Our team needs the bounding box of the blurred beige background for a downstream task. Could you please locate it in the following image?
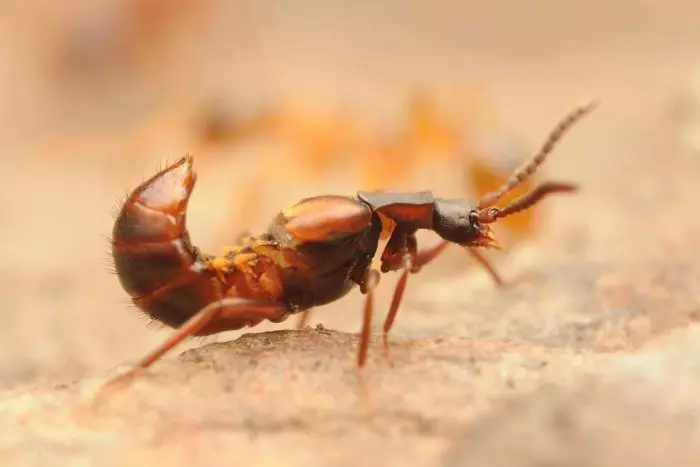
[1,0,699,389]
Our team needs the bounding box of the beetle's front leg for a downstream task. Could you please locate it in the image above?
[379,228,419,273]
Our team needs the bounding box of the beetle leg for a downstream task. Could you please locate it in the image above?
[412,239,450,272]
[357,269,381,368]
[381,254,414,366]
[94,297,289,403]
[402,238,504,285]
[467,247,504,285]
[379,239,501,365]
[354,268,381,410]
[347,251,383,367]
[296,308,313,329]
[379,227,417,272]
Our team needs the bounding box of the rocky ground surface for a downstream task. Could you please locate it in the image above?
[4,146,700,465]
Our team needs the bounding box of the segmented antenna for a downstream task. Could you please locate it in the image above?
[477,100,598,210]
[477,182,577,224]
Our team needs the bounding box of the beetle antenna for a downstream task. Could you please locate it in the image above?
[476,99,598,210]
[477,181,577,224]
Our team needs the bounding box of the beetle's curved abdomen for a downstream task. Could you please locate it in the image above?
[111,156,219,328]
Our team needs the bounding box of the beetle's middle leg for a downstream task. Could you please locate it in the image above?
[296,308,313,329]
[377,229,423,366]
[378,231,502,365]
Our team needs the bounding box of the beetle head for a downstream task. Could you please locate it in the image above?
[432,199,502,249]
[431,100,597,250]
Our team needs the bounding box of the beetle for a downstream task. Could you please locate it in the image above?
[99,101,597,396]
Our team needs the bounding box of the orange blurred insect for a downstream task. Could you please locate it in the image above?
[100,101,596,397]
[189,93,545,242]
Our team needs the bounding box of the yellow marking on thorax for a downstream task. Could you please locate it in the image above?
[222,249,285,299]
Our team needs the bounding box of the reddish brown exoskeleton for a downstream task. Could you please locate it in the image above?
[100,101,597,397]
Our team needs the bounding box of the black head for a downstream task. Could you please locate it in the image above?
[432,199,501,249]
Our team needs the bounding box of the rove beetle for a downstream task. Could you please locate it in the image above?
[100,101,597,397]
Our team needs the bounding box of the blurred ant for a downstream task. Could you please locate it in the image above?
[99,101,597,398]
[195,93,551,255]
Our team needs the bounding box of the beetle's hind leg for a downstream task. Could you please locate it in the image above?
[296,308,313,329]
[354,268,381,409]
[94,297,289,404]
